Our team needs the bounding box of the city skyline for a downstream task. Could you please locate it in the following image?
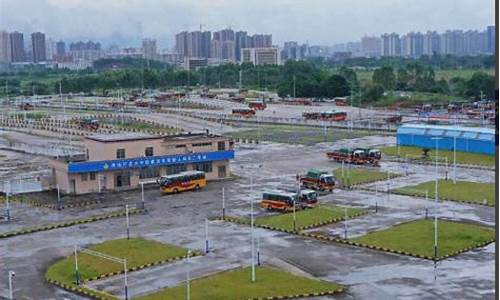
[0,0,494,48]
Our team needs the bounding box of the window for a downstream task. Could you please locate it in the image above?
[116,148,125,159]
[193,142,212,147]
[89,172,96,181]
[166,164,187,175]
[218,141,226,151]
[81,173,88,181]
[145,147,154,157]
[193,162,213,173]
[175,144,186,148]
[218,165,227,178]
[139,167,160,179]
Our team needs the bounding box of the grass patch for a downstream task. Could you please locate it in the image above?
[100,119,176,132]
[256,205,365,231]
[351,219,494,258]
[382,146,495,166]
[46,238,189,286]
[11,111,48,119]
[394,180,495,206]
[230,124,387,145]
[333,168,398,186]
[136,266,342,300]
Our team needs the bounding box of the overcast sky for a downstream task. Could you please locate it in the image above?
[0,0,495,49]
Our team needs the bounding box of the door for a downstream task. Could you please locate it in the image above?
[69,179,76,194]
[218,165,227,178]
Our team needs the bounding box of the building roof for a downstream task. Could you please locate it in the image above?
[397,124,495,141]
[398,124,494,134]
[86,131,227,143]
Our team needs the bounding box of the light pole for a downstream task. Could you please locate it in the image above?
[453,136,457,184]
[186,250,192,300]
[221,187,226,219]
[430,137,442,259]
[344,207,348,239]
[8,270,15,300]
[5,181,10,221]
[74,245,80,285]
[205,218,209,253]
[141,182,145,209]
[56,184,61,210]
[125,204,130,240]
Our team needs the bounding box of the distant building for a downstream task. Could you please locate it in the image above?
[250,34,272,48]
[241,47,279,65]
[0,31,11,63]
[184,57,208,70]
[31,32,47,63]
[69,41,103,63]
[381,33,401,57]
[56,40,66,55]
[423,31,441,55]
[361,36,381,58]
[440,30,465,56]
[9,32,24,62]
[45,38,56,61]
[401,32,423,58]
[175,31,189,57]
[142,38,157,60]
[487,25,495,53]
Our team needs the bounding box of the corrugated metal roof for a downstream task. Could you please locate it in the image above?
[398,124,494,135]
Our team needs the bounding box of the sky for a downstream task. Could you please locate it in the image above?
[0,0,495,49]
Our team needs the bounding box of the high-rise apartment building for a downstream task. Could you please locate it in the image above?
[361,36,381,57]
[56,40,66,55]
[423,31,441,55]
[45,38,56,61]
[235,31,248,61]
[9,32,24,62]
[142,38,157,60]
[69,41,102,63]
[440,30,465,56]
[381,33,401,57]
[211,29,236,61]
[31,32,47,63]
[487,25,495,53]
[0,31,12,63]
[250,34,272,48]
[175,31,189,57]
[401,32,423,58]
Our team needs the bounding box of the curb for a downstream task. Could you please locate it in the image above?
[242,287,345,300]
[0,209,145,239]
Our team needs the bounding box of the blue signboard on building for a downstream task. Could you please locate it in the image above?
[68,150,235,174]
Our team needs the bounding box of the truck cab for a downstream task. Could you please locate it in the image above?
[298,189,318,207]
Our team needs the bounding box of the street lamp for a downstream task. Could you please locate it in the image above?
[186,250,192,300]
[430,137,443,259]
[125,204,130,240]
[240,164,263,283]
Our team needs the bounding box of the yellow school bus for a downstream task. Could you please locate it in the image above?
[157,171,207,193]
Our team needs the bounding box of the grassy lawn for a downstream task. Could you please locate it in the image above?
[256,205,365,231]
[382,146,495,166]
[333,168,398,186]
[229,124,387,145]
[351,219,495,258]
[100,119,176,132]
[46,238,189,286]
[136,266,342,300]
[393,180,495,206]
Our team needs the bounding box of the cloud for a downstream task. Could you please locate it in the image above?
[0,0,494,49]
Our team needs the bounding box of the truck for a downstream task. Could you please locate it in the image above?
[79,118,99,130]
[19,103,34,111]
[385,115,402,124]
[326,148,381,166]
[298,169,336,192]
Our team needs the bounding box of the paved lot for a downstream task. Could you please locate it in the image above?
[0,137,495,300]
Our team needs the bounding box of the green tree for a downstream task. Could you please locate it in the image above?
[363,84,385,102]
[320,74,350,98]
[465,72,495,99]
[372,66,396,90]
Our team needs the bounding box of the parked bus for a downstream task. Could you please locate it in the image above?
[260,190,317,212]
[157,171,206,193]
[232,108,256,117]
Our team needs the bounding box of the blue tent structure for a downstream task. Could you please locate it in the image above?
[396,124,495,155]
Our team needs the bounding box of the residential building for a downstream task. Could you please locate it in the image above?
[361,36,381,58]
[423,31,441,55]
[175,31,189,57]
[487,25,495,53]
[9,32,24,62]
[250,34,272,48]
[49,132,234,194]
[381,33,401,57]
[183,57,208,70]
[56,40,66,55]
[31,32,47,63]
[69,41,103,63]
[142,38,157,60]
[45,38,56,61]
[401,32,423,58]
[0,31,11,63]
[235,31,249,61]
[440,30,465,56]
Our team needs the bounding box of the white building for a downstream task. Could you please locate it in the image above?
[142,38,157,60]
[0,31,11,63]
[240,47,279,65]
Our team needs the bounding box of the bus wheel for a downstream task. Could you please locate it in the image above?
[173,188,179,193]
[195,184,200,190]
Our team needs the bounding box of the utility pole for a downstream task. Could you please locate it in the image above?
[74,245,80,285]
[186,250,192,300]
[239,70,242,90]
[125,204,130,240]
[221,187,226,219]
[293,74,296,99]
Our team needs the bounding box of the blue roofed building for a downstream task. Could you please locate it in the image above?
[396,124,495,155]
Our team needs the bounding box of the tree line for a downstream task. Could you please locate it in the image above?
[0,56,495,103]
